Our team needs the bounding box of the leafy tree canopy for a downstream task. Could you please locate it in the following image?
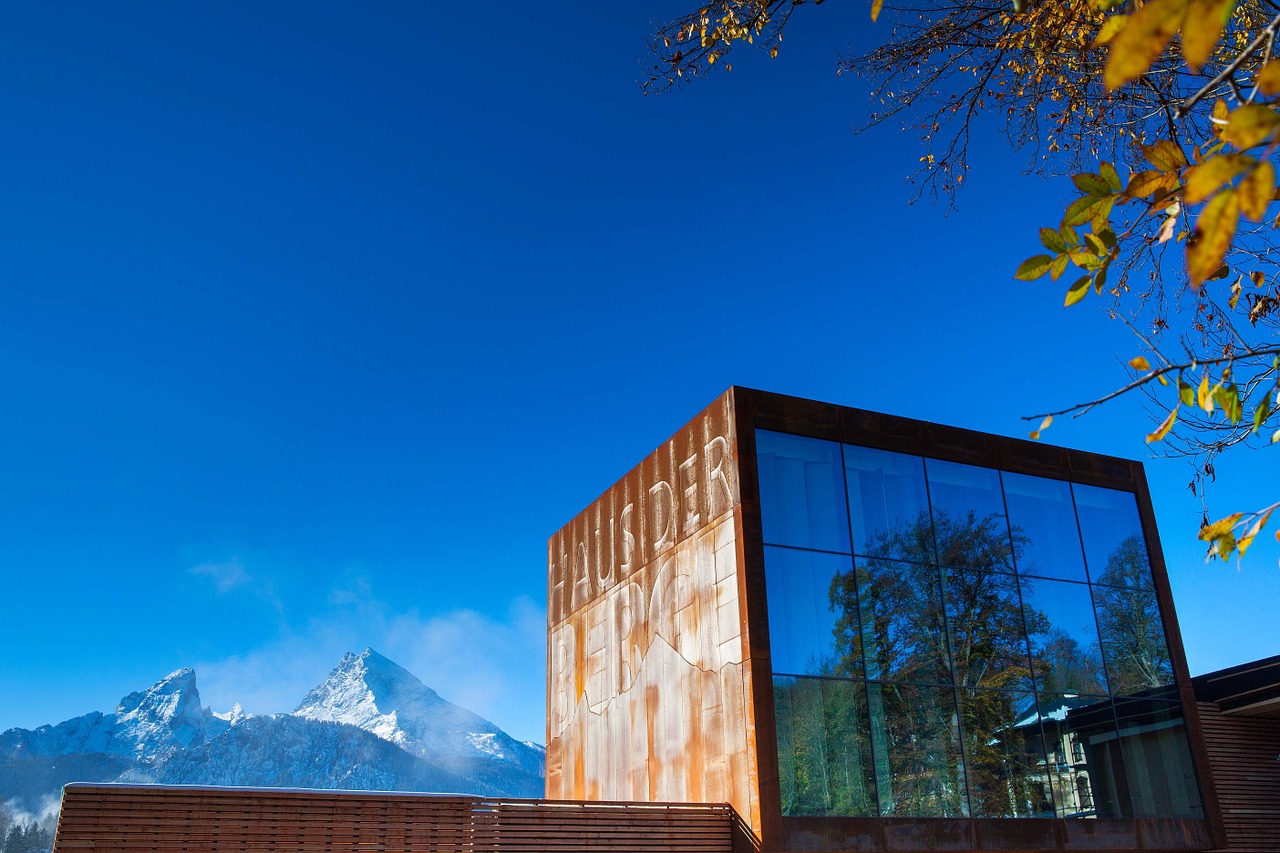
[643,0,1278,560]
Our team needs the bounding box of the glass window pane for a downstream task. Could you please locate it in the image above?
[1093,583,1174,694]
[844,445,933,560]
[959,688,1054,818]
[867,681,968,817]
[1021,578,1109,696]
[1073,485,1153,589]
[765,547,858,678]
[942,565,1032,691]
[1003,472,1088,582]
[756,430,851,552]
[1036,694,1131,818]
[858,557,950,685]
[774,676,878,817]
[925,460,1012,563]
[774,674,825,816]
[1112,696,1204,819]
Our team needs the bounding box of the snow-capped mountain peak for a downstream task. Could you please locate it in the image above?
[0,650,545,833]
[292,649,541,775]
[112,667,211,762]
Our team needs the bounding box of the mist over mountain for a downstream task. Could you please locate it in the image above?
[0,648,545,839]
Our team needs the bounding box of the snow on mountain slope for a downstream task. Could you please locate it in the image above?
[113,668,216,761]
[0,668,219,763]
[0,649,546,820]
[293,648,544,777]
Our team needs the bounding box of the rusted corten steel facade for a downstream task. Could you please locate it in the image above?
[545,391,760,830]
[547,387,1222,853]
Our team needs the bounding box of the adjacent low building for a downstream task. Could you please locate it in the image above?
[546,387,1220,852]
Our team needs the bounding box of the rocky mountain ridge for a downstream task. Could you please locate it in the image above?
[0,649,544,828]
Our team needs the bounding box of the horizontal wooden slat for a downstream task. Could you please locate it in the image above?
[53,784,737,853]
[1197,701,1280,852]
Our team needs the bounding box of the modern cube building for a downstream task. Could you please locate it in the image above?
[546,388,1218,852]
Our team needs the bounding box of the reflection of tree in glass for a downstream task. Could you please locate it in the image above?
[774,677,876,816]
[834,510,1030,689]
[826,511,1041,816]
[1029,627,1107,696]
[1093,535,1173,694]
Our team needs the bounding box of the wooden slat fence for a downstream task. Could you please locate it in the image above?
[1197,701,1280,852]
[53,784,740,853]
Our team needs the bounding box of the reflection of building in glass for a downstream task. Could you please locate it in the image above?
[547,388,1216,852]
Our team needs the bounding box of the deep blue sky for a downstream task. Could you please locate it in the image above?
[1,1,1275,745]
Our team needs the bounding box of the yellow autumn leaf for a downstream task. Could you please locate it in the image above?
[1259,61,1280,97]
[1129,355,1152,371]
[1238,161,1274,221]
[1198,512,1244,541]
[1237,508,1273,557]
[1141,139,1189,172]
[1146,407,1178,442]
[1224,104,1280,150]
[1104,0,1190,91]
[1187,188,1239,287]
[1182,0,1235,72]
[1093,14,1128,46]
[1197,373,1214,413]
[871,0,884,21]
[1029,414,1053,440]
[1183,154,1252,205]
[1064,274,1090,305]
[1126,169,1169,199]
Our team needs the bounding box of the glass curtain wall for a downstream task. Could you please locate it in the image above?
[757,430,1202,821]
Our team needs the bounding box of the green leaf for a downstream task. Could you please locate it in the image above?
[1015,254,1055,280]
[1073,173,1114,196]
[1179,376,1195,405]
[1049,253,1070,281]
[1063,196,1097,227]
[1213,383,1243,422]
[1040,228,1068,253]
[1253,395,1273,432]
[1090,195,1117,233]
[1084,233,1108,254]
[1063,194,1114,228]
[1188,188,1239,287]
[1100,161,1122,192]
[1065,275,1091,306]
